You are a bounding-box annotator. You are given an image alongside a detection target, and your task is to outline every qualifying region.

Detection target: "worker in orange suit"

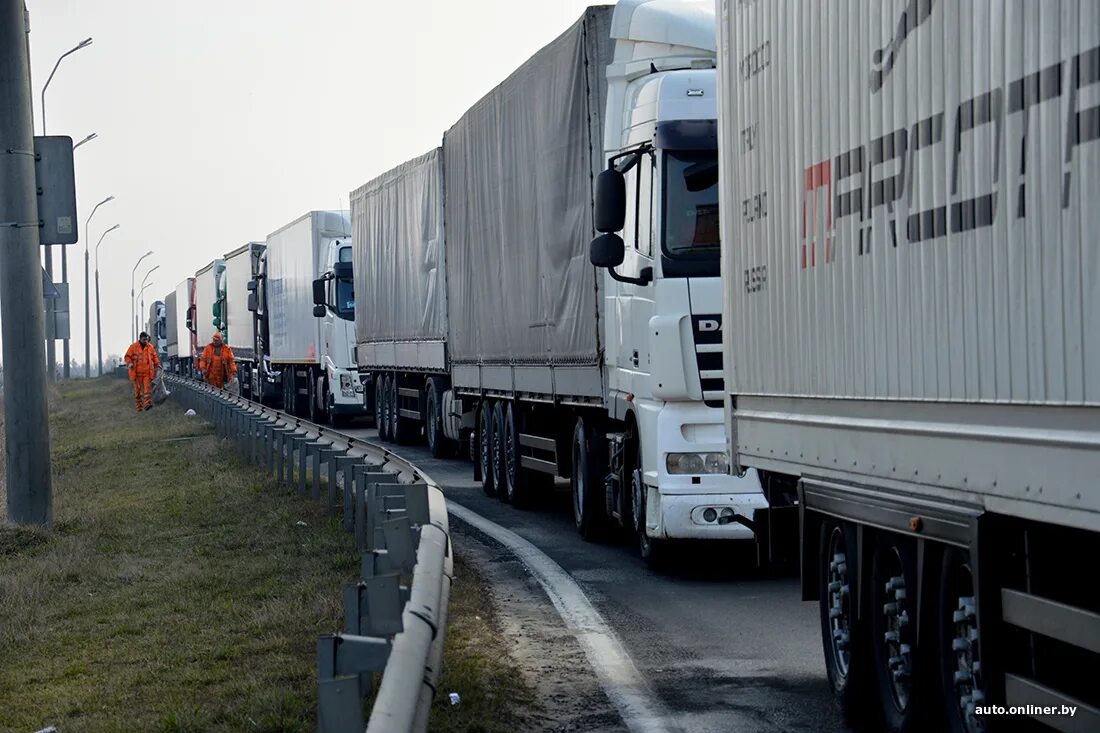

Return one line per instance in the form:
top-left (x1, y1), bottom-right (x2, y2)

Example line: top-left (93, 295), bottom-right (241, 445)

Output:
top-left (124, 331), bottom-right (161, 411)
top-left (199, 332), bottom-right (237, 389)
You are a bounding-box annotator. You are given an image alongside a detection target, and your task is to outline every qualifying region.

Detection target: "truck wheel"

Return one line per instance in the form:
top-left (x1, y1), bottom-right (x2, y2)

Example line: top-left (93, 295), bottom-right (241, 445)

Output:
top-left (571, 417), bottom-right (608, 541)
top-left (307, 373), bottom-right (323, 424)
top-left (820, 519), bottom-right (871, 725)
top-left (282, 371), bottom-right (295, 416)
top-left (375, 375), bottom-right (389, 441)
top-left (478, 401), bottom-right (497, 497)
top-left (633, 468), bottom-right (667, 568)
top-left (491, 402), bottom-right (508, 503)
top-left (425, 379), bottom-right (447, 458)
top-left (503, 403), bottom-right (533, 509)
top-left (939, 548), bottom-right (985, 733)
top-left (870, 535), bottom-right (930, 733)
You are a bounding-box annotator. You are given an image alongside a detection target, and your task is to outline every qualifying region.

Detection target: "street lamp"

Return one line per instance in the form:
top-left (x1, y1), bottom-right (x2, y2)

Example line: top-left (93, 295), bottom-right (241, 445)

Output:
top-left (86, 203), bottom-right (116, 377)
top-left (94, 225), bottom-right (121, 376)
top-left (131, 253), bottom-right (155, 342)
top-left (73, 132), bottom-right (97, 150)
top-left (138, 280), bottom-right (156, 334)
top-left (41, 36), bottom-right (93, 382)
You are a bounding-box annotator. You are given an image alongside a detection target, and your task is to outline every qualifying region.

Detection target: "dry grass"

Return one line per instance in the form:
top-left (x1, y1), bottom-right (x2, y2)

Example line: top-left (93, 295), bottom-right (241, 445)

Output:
top-left (0, 378), bottom-right (534, 732)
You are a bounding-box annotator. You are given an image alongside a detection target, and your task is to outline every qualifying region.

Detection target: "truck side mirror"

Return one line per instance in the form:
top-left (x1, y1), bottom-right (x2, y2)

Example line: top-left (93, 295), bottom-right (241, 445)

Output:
top-left (247, 292), bottom-right (257, 313)
top-left (246, 279), bottom-right (257, 292)
top-left (589, 233), bottom-right (625, 268)
top-left (594, 168), bottom-right (626, 233)
top-left (312, 278), bottom-right (326, 307)
top-left (313, 304), bottom-right (326, 318)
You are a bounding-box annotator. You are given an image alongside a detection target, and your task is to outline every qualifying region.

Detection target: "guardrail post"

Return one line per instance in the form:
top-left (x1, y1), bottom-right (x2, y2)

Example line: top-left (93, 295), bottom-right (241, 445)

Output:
top-left (317, 633), bottom-right (391, 733)
top-left (300, 440), bottom-right (323, 496)
top-left (337, 456), bottom-right (363, 532)
top-left (344, 576), bottom-right (404, 638)
top-left (354, 469), bottom-right (396, 551)
top-left (325, 446), bottom-right (349, 515)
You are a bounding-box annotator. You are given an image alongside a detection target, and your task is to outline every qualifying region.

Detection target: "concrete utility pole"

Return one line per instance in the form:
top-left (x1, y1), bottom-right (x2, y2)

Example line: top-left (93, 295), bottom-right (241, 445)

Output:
top-left (1, 0), bottom-right (54, 524)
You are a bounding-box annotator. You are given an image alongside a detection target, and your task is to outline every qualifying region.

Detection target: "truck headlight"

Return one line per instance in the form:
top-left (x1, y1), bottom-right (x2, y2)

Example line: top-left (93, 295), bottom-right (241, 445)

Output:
top-left (339, 373), bottom-right (355, 397)
top-left (666, 452), bottom-right (729, 475)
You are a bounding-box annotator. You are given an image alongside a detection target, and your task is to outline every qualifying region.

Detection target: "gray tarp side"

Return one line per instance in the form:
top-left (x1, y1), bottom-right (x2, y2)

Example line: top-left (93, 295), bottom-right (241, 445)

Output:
top-left (351, 148), bottom-right (446, 347)
top-left (165, 290), bottom-right (178, 352)
top-left (443, 5), bottom-right (613, 365)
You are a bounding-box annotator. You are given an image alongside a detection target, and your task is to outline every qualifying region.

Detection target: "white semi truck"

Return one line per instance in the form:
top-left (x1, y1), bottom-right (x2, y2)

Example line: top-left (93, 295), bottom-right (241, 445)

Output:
top-left (146, 300), bottom-right (167, 360)
top-left (222, 241), bottom-right (266, 400)
top-left (717, 1), bottom-right (1100, 731)
top-left (193, 259), bottom-right (225, 351)
top-left (352, 0), bottom-right (766, 565)
top-left (168, 277), bottom-right (196, 375)
top-left (256, 211), bottom-right (366, 423)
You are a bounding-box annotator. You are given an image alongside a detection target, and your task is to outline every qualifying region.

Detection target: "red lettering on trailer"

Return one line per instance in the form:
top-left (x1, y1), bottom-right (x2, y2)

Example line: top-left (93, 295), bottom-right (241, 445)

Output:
top-left (801, 160), bottom-right (832, 268)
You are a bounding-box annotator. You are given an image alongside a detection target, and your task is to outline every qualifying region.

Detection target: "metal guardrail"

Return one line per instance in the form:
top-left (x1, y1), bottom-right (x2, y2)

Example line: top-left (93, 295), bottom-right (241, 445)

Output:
top-left (167, 376), bottom-right (453, 733)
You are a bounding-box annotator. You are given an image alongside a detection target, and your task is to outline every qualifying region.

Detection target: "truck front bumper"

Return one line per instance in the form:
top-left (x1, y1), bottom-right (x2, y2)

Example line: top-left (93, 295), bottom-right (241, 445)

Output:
top-left (654, 490), bottom-right (768, 541)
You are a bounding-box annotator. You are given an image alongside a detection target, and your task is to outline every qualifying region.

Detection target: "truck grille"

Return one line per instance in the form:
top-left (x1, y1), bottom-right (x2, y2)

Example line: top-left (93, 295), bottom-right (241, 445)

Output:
top-left (690, 314), bottom-right (724, 408)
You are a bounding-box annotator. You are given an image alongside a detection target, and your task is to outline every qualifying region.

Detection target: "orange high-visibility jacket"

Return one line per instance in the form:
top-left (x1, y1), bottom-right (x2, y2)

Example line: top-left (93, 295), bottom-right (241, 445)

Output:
top-left (199, 342), bottom-right (237, 384)
top-left (124, 341), bottom-right (161, 380)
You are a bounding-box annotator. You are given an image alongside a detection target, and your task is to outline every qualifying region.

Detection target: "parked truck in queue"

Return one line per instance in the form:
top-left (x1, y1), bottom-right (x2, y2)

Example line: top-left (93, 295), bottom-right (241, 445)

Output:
top-left (352, 0), bottom-right (768, 565)
top-left (716, 1), bottom-right (1100, 730)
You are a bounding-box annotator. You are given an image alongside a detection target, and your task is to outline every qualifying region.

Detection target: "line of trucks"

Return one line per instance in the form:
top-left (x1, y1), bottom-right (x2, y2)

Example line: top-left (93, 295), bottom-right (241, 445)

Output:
top-left (146, 1), bottom-right (1098, 731)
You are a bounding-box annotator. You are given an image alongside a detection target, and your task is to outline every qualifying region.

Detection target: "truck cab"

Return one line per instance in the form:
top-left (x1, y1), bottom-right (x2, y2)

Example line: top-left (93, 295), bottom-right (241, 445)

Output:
top-left (591, 0), bottom-right (768, 561)
top-left (311, 237), bottom-right (364, 423)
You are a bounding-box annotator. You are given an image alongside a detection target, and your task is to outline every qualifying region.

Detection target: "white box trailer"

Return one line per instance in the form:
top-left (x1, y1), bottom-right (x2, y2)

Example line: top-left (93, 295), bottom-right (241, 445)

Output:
top-left (193, 259), bottom-right (224, 352)
top-left (351, 147), bottom-right (451, 454)
top-left (164, 290), bottom-right (178, 360)
top-left (264, 211), bottom-right (366, 422)
top-left (717, 1), bottom-right (1100, 729)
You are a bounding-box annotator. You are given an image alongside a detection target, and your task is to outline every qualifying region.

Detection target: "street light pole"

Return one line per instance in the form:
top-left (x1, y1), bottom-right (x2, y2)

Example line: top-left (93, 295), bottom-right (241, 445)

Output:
top-left (130, 251), bottom-right (154, 342)
top-left (2, 0), bottom-right (54, 524)
top-left (40, 36), bottom-right (92, 382)
top-left (94, 227), bottom-right (121, 376)
top-left (137, 265), bottom-right (159, 339)
top-left (72, 131), bottom-right (96, 149)
top-left (138, 281), bottom-right (155, 334)
top-left (88, 219), bottom-right (117, 377)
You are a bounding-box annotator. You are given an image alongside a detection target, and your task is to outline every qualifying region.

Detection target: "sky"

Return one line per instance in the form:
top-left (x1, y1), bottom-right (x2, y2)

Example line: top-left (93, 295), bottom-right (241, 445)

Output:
top-left (26, 0), bottom-right (602, 365)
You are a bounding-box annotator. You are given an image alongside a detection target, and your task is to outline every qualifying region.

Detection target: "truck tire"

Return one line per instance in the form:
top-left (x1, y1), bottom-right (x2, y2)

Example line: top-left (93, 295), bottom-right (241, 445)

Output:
top-left (425, 379), bottom-right (447, 458)
top-left (571, 417), bottom-right (608, 541)
top-left (633, 467), bottom-right (667, 568)
top-left (308, 372), bottom-right (323, 424)
top-left (819, 519), bottom-right (871, 725)
top-left (375, 374), bottom-right (390, 442)
top-left (491, 402), bottom-right (508, 503)
top-left (478, 401), bottom-right (497, 497)
top-left (282, 370), bottom-right (296, 416)
top-left (502, 403), bottom-right (533, 509)
top-left (870, 534), bottom-right (931, 733)
top-left (938, 548), bottom-right (984, 733)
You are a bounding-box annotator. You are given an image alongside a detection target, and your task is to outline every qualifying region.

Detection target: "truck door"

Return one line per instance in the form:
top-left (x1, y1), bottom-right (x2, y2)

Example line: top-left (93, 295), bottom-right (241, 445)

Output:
top-left (608, 150), bottom-right (657, 398)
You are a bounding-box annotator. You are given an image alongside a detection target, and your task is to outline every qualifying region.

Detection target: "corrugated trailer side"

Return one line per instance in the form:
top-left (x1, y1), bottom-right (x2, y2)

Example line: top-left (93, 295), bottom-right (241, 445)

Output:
top-left (718, 1), bottom-right (1100, 729)
top-left (224, 242), bottom-right (259, 360)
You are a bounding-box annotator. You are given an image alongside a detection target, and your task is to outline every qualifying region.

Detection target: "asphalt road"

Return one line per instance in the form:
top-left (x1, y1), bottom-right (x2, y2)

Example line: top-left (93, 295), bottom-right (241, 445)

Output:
top-left (344, 423), bottom-right (852, 733)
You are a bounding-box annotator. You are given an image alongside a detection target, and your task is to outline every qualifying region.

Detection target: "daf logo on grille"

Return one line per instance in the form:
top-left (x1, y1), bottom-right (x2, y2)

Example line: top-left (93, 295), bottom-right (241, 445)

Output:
top-left (698, 319), bottom-right (721, 333)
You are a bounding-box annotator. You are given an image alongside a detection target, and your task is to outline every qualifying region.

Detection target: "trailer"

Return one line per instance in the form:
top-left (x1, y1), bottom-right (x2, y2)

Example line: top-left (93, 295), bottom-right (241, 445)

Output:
top-left (164, 290), bottom-right (178, 369)
top-left (717, 1), bottom-right (1100, 731)
top-left (351, 147), bottom-right (450, 454)
top-left (146, 300), bottom-right (166, 360)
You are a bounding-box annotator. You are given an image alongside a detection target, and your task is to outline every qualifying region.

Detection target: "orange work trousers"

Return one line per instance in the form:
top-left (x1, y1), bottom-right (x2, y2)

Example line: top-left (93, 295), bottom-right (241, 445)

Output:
top-left (132, 375), bottom-right (154, 411)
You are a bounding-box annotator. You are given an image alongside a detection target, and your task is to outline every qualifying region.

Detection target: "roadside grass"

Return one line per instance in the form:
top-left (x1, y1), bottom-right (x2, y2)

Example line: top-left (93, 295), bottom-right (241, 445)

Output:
top-left (0, 378), bottom-right (534, 732)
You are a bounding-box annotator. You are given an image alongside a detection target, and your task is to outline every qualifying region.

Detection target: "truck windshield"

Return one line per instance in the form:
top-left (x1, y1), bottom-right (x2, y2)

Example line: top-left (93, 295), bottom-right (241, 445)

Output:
top-left (662, 150), bottom-right (720, 276)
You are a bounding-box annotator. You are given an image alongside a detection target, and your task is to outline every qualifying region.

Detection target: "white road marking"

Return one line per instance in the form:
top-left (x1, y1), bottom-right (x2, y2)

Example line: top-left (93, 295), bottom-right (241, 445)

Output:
top-left (447, 500), bottom-right (677, 733)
